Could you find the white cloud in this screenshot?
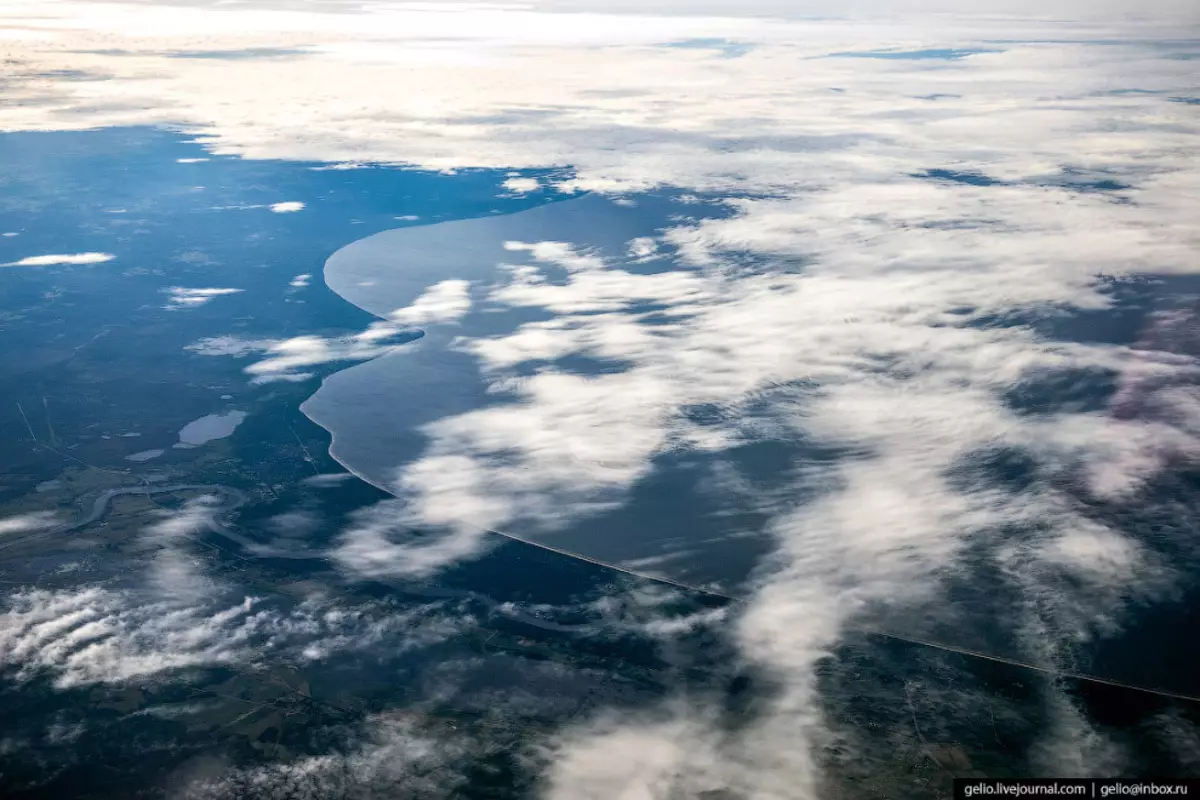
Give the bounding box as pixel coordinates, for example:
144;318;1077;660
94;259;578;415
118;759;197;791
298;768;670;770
2;252;113;267
542;710;729;800
187;324;418;383
626;236;659;260
301;472;356;487
187;283;469;382
138;495;227;599
502;176;540;193
0;587;251;688
175;714;479;800
389;279;472;326
332;498;498;581
0;494;486;739
289;273;311;288
269;201;305;213
0;512;59;536
163;286;243;309
1030;689;1127;778
0;580;466;690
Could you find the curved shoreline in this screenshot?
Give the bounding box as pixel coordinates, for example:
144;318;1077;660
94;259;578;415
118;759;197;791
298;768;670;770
300;413;1200;702
302;391;728;596
300;214;1200;705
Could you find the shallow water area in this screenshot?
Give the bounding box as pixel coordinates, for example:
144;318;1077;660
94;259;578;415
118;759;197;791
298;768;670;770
177;410;248;447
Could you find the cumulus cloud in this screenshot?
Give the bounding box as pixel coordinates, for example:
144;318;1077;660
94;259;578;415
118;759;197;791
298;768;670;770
0;587;253;688
541;710;730;800
502;176;540;193
332;498;498;581
163;286;243;310
269;201;304;213
388;279;472;326
0;492;480;692
2;253;114;267
0;583;467;690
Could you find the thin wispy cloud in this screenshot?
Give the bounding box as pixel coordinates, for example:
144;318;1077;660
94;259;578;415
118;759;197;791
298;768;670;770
301;472;356;487
0;512;59;536
175;714;480;800
187;326;417;383
2;253;114;267
188;281;469;381
163;286;243;310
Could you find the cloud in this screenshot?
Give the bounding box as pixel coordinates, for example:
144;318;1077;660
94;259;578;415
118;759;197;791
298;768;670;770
502;176;540;193
332;498;498;581
301;472;356;487
289;273;311;288
269;201;304;213
0;582;467;690
388;279;472;326
186;326;418;383
0;494;478;691
0;587;251;688
174;714;480;800
1029;687;1127;778
0;512;59;536
264;510;320;538
626;236;659;260
541;709;729;800
2;253;114;267
187;283;470;381
163;286;243;309
3;0;1200;792
137;495;228;599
